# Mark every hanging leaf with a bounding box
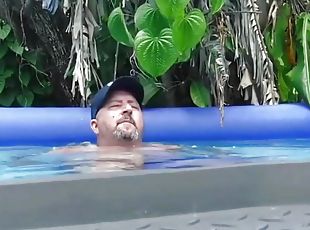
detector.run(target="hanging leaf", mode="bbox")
[17,89,34,106]
[134,3,168,35]
[155,0,190,20]
[172,9,206,52]
[23,50,39,65]
[210,0,225,15]
[134,28,178,77]
[139,76,160,104]
[0,43,8,59]
[0,78,5,94]
[190,80,211,107]
[0,23,11,40]
[107,7,134,47]
[0,69,14,79]
[6,39,24,55]
[19,71,31,86]
[0,89,17,106]
[278,71,297,102]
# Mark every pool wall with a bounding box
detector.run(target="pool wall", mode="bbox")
[0,103,309,146]
[1,162,310,229]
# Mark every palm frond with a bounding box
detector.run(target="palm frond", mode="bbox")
[63,0,102,105]
[224,0,279,105]
[290,0,310,14]
[202,14,230,124]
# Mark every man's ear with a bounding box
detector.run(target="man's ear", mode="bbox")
[90,119,99,134]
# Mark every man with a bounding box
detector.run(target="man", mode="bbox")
[90,76,144,148]
[52,76,178,171]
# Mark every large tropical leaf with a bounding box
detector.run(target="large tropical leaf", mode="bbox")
[134,28,179,78]
[264,4,293,102]
[107,7,134,47]
[287,14,310,104]
[155,0,190,20]
[172,9,206,53]
[134,3,168,35]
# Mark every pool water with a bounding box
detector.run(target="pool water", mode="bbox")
[0,138,309,180]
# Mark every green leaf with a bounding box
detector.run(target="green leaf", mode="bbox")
[0,89,16,106]
[264,4,291,63]
[19,71,31,86]
[134,28,179,77]
[134,3,168,35]
[155,0,190,20]
[107,7,134,47]
[139,76,160,104]
[190,80,211,107]
[278,72,290,102]
[177,49,191,63]
[0,78,5,94]
[17,89,34,106]
[32,81,53,95]
[210,0,225,15]
[172,9,206,52]
[0,23,11,40]
[0,69,14,79]
[286,14,310,104]
[6,39,24,55]
[23,50,39,65]
[0,43,8,59]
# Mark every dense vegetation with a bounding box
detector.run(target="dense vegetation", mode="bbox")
[0,0,309,118]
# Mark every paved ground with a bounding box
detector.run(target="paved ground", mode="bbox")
[27,204,310,230]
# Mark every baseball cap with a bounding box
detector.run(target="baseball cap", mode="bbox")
[91,76,144,119]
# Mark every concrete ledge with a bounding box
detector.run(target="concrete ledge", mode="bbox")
[1,162,310,229]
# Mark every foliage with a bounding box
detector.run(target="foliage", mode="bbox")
[265,2,310,105]
[107,1,207,78]
[104,0,226,108]
[0,22,53,106]
[2,0,310,111]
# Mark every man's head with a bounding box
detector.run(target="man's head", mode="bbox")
[90,76,144,147]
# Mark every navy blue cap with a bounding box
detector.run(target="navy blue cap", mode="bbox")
[91,76,144,119]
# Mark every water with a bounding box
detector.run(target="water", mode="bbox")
[0,138,309,180]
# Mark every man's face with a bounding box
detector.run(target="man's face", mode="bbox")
[91,90,144,146]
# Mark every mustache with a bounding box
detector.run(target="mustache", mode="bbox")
[117,115,136,126]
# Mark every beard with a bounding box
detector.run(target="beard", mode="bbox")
[113,125,139,141]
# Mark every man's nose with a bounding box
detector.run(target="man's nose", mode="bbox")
[122,103,133,114]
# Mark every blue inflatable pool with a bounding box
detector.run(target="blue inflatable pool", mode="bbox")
[0,104,310,230]
[0,103,309,146]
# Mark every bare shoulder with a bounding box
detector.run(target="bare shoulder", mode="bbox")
[140,143,181,151]
[50,142,98,153]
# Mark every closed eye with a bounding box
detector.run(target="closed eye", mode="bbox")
[108,104,121,109]
[131,104,140,110]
